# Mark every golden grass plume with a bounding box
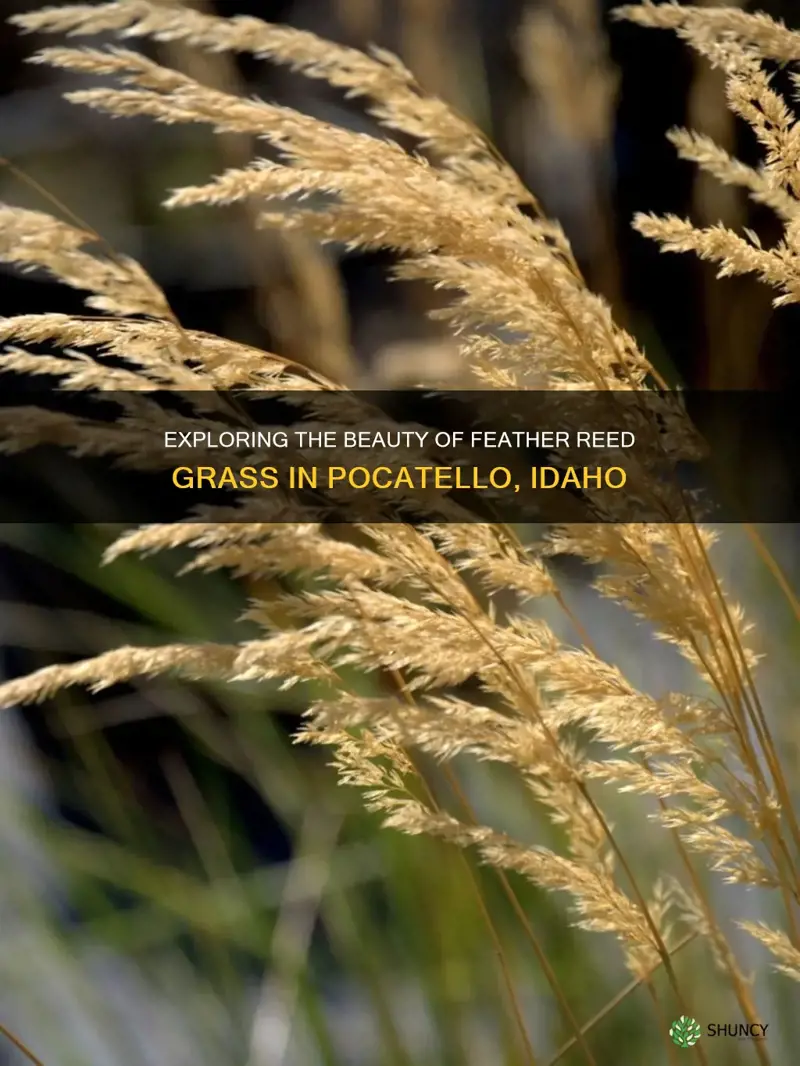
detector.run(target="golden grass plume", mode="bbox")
[2,3,800,1059]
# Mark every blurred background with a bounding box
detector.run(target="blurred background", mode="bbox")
[1,1,800,1064]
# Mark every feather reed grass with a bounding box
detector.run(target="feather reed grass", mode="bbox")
[1,2,800,1062]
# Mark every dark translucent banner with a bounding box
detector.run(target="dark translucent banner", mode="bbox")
[0,390,795,523]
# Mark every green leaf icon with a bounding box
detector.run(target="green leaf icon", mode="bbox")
[670,1016,702,1048]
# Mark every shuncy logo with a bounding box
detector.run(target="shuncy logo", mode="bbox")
[669,1018,769,1048]
[707,1023,768,1039]
[670,1017,702,1048]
